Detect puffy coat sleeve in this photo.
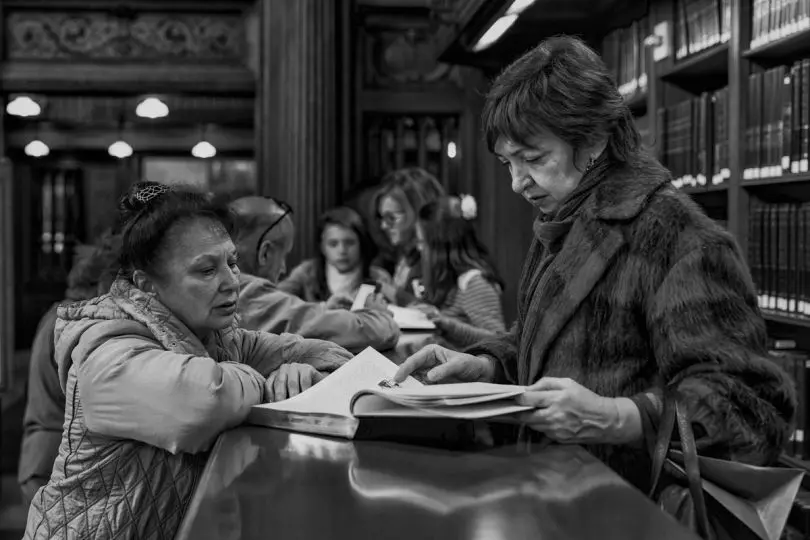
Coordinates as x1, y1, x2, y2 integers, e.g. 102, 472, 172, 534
236, 329, 353, 377
639, 239, 796, 464
76, 324, 266, 455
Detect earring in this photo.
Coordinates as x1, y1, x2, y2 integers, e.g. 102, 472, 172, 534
584, 155, 596, 173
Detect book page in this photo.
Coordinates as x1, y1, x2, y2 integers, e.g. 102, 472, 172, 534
254, 347, 422, 417
351, 283, 375, 311
351, 394, 532, 420
350, 382, 530, 419
387, 305, 436, 330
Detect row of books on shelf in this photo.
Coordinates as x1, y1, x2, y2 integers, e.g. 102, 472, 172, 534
744, 59, 810, 181
748, 200, 810, 318
601, 17, 650, 99
674, 0, 731, 60
657, 87, 730, 188
751, 0, 810, 49
769, 343, 808, 458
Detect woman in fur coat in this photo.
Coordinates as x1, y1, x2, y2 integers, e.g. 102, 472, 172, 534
394, 35, 795, 491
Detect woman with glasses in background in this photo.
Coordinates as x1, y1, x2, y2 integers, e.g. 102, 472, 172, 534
371, 167, 445, 306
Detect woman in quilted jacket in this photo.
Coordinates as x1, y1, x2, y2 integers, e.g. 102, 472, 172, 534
23, 182, 353, 539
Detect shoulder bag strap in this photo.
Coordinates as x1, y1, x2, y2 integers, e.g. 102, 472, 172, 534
649, 391, 678, 497
674, 398, 712, 539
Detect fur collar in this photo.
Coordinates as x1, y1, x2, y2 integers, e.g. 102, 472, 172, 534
587, 156, 671, 222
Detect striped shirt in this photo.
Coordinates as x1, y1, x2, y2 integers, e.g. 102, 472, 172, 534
437, 270, 506, 349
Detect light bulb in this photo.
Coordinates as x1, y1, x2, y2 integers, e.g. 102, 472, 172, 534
191, 140, 217, 159
7, 96, 41, 117
446, 141, 457, 159
24, 140, 49, 157
135, 97, 169, 119
108, 140, 133, 159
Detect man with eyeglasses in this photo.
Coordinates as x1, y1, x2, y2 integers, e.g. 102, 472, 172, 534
229, 196, 400, 353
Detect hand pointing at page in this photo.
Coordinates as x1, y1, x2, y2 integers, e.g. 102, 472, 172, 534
393, 344, 499, 384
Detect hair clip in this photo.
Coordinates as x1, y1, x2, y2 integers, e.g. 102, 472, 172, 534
134, 184, 171, 205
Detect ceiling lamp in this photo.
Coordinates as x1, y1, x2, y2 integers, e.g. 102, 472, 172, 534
7, 96, 41, 117
472, 0, 535, 52
108, 140, 133, 159
135, 97, 169, 119
24, 140, 49, 158
506, 0, 536, 14
191, 140, 217, 159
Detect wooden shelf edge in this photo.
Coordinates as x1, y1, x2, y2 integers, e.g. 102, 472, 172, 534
762, 310, 810, 328
742, 27, 810, 60
742, 173, 810, 187
681, 184, 729, 195
659, 42, 729, 80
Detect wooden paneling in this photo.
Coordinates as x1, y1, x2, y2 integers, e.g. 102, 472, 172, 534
1, 62, 255, 95
256, 0, 347, 265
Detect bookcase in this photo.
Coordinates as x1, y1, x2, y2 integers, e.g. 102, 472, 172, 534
603, 0, 810, 472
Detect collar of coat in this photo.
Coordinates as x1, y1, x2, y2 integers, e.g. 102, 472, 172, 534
518, 155, 672, 384
586, 155, 671, 222
58, 278, 241, 359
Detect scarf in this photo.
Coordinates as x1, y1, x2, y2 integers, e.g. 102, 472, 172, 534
516, 153, 612, 381
326, 263, 363, 297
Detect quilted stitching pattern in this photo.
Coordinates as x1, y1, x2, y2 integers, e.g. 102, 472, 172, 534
24, 280, 241, 539
24, 368, 208, 539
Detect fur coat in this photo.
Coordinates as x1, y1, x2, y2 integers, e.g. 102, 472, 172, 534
468, 154, 796, 490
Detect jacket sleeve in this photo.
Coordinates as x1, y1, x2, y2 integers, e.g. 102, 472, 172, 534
464, 322, 519, 384
277, 261, 310, 298
19, 305, 64, 506
237, 329, 353, 377
641, 241, 795, 464
240, 285, 400, 353
77, 332, 267, 455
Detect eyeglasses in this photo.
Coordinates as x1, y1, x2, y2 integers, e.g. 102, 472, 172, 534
377, 211, 406, 228
256, 198, 293, 260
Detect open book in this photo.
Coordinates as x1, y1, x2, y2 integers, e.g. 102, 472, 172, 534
386, 305, 436, 331
350, 284, 435, 331
246, 348, 530, 439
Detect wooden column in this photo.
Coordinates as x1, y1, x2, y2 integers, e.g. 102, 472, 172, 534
0, 0, 14, 395
256, 0, 346, 265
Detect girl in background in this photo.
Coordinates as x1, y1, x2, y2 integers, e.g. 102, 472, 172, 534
372, 167, 445, 305
414, 195, 506, 349
280, 206, 390, 307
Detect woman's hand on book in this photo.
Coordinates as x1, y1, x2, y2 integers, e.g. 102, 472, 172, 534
264, 363, 326, 402
364, 292, 388, 312
393, 344, 497, 384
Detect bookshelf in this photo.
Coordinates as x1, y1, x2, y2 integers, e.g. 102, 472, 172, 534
603, 0, 810, 325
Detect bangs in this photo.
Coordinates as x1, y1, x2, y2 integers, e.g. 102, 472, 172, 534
483, 81, 549, 152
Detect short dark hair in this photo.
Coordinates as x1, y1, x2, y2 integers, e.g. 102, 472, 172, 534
417, 197, 503, 307
117, 181, 234, 280
310, 206, 378, 301
482, 35, 641, 164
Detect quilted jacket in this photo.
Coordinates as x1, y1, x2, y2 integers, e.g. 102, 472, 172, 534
23, 279, 349, 539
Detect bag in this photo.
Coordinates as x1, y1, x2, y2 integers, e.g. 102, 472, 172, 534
648, 391, 804, 540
